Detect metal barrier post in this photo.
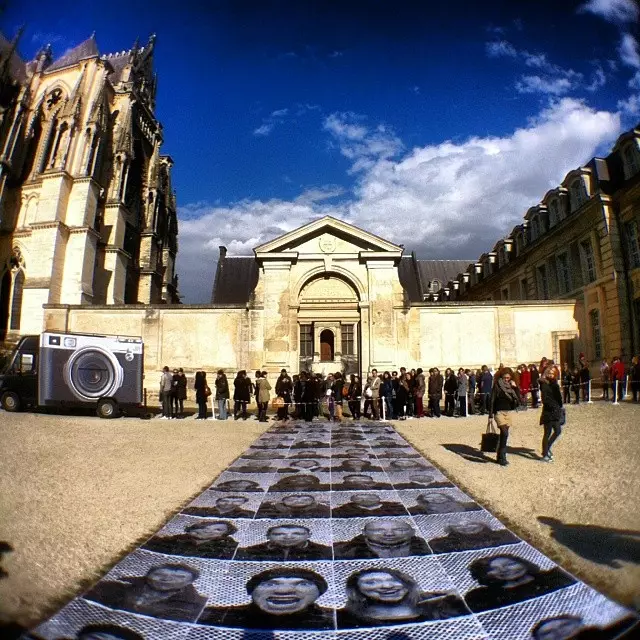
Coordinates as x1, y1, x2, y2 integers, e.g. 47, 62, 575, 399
382, 396, 387, 421
613, 380, 619, 405
587, 380, 593, 404
210, 394, 216, 420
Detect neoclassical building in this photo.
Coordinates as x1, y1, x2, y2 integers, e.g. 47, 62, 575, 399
44, 216, 578, 378
444, 124, 640, 371
0, 31, 179, 341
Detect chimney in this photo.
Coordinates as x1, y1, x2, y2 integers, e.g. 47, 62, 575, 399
219, 246, 227, 260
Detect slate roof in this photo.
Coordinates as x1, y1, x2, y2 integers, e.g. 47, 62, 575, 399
47, 36, 99, 72
0, 32, 27, 83
211, 257, 259, 305
211, 253, 471, 306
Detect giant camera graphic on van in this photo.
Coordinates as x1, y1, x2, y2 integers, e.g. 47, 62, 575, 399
39, 332, 143, 411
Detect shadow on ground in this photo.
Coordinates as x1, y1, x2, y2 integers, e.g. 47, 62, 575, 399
442, 443, 540, 463
538, 517, 640, 568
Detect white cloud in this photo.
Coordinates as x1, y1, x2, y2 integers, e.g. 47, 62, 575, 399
177, 99, 621, 302
619, 33, 640, 68
618, 93, 640, 115
486, 40, 517, 58
579, 0, 639, 23
253, 123, 274, 136
516, 75, 573, 95
586, 65, 607, 91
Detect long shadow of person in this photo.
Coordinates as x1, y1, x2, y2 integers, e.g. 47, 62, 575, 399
442, 443, 491, 463
505, 446, 539, 460
538, 517, 640, 568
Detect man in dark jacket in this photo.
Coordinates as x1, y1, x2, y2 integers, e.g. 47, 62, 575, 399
233, 370, 251, 420
236, 524, 331, 560
479, 365, 493, 414
84, 563, 206, 622
142, 521, 238, 558
275, 369, 293, 421
334, 519, 430, 559
199, 568, 334, 630
428, 368, 444, 417
255, 493, 330, 519
332, 493, 408, 518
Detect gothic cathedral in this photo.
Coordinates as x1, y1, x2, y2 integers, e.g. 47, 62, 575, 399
0, 31, 180, 341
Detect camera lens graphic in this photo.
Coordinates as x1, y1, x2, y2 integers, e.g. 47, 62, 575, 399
63, 346, 124, 402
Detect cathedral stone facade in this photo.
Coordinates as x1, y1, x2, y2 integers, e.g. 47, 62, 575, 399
0, 31, 179, 341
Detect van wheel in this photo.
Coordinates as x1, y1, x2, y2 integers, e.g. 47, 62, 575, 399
1, 391, 21, 412
97, 398, 119, 419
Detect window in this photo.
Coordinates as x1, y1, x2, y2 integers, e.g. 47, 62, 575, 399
9, 269, 24, 330
531, 216, 540, 241
556, 252, 572, 294
570, 180, 585, 211
623, 143, 639, 179
341, 324, 355, 356
590, 309, 602, 359
520, 278, 528, 300
580, 239, 597, 284
501, 288, 509, 300
537, 264, 549, 299
625, 220, 640, 269
299, 324, 313, 357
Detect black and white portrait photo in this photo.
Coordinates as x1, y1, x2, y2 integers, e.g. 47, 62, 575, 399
142, 520, 238, 559
428, 520, 519, 554
407, 492, 483, 516
255, 493, 331, 519
332, 493, 409, 518
236, 523, 332, 561
182, 494, 255, 518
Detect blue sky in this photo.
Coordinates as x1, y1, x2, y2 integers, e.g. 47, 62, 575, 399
4, 0, 640, 302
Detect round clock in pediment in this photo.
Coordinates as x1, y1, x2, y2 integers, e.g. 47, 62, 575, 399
319, 234, 336, 253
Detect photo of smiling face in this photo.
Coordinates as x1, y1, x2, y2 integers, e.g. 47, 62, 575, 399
145, 566, 195, 592
363, 520, 414, 546
449, 522, 486, 535
267, 525, 311, 548
485, 556, 529, 582
252, 576, 320, 615
281, 494, 316, 509
356, 571, 409, 604
188, 523, 230, 541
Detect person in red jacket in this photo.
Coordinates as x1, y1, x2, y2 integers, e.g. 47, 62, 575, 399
610, 356, 625, 402
519, 364, 531, 406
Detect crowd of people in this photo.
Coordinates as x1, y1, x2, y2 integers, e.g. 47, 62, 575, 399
159, 353, 640, 422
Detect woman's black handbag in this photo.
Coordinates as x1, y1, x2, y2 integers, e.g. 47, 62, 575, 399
481, 417, 500, 452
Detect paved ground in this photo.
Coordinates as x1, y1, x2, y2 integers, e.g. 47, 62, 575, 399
0, 402, 638, 637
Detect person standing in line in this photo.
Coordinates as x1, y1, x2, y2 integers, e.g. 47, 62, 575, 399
332, 372, 345, 422
256, 371, 271, 422
194, 370, 209, 420
489, 368, 521, 466
518, 364, 531, 407
302, 371, 316, 422
630, 356, 640, 402
456, 368, 468, 417
170, 368, 180, 418
174, 368, 187, 419
571, 366, 581, 404
610, 356, 625, 402
539, 365, 563, 462
428, 368, 443, 418
214, 369, 229, 420
347, 374, 362, 419
600, 358, 610, 400
381, 371, 394, 420
407, 370, 416, 417
159, 366, 173, 419
561, 363, 572, 404
444, 368, 457, 417
253, 370, 261, 419
275, 368, 293, 421
467, 369, 477, 415
234, 370, 251, 420
366, 369, 381, 420
395, 373, 409, 420
578, 353, 590, 402
529, 364, 540, 408
479, 365, 493, 415
415, 368, 426, 418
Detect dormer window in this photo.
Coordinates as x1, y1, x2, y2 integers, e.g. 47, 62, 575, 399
623, 142, 639, 179
430, 279, 441, 292
531, 216, 540, 241
570, 179, 586, 211
549, 200, 559, 227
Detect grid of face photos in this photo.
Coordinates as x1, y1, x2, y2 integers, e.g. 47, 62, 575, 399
28, 421, 638, 639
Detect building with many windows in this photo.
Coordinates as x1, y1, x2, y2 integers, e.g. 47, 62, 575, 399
441, 124, 640, 371
0, 31, 180, 341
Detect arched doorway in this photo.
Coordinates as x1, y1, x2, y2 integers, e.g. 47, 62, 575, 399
0, 270, 10, 341
297, 274, 361, 375
320, 329, 334, 361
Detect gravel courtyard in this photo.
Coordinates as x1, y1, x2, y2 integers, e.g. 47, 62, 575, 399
1, 402, 638, 632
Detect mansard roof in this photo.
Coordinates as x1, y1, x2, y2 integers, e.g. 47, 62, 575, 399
211, 256, 259, 305
46, 35, 99, 72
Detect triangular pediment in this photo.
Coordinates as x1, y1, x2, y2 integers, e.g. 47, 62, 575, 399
254, 216, 402, 255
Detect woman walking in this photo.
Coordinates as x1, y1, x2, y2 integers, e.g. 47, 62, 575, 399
215, 369, 229, 420
539, 365, 563, 462
489, 368, 521, 466
194, 370, 209, 420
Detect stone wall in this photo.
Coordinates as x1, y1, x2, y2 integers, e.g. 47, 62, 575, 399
43, 300, 579, 386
